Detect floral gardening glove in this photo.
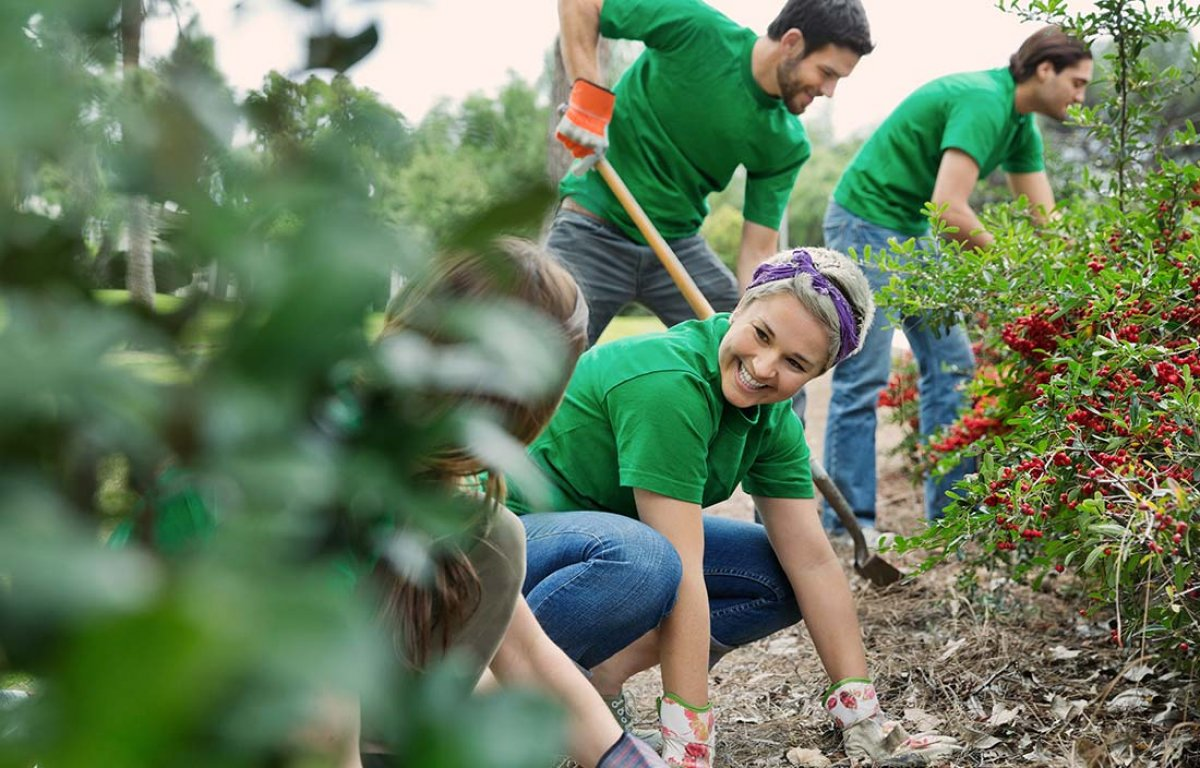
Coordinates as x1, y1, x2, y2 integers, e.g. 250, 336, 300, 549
825, 679, 960, 766
657, 693, 714, 768
555, 78, 615, 175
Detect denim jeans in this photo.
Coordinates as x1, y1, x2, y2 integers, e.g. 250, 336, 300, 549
519, 512, 801, 669
546, 209, 740, 345
822, 200, 976, 525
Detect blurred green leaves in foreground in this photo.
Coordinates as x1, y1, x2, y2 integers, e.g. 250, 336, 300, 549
1, 1, 563, 765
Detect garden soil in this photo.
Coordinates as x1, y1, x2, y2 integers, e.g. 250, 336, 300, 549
619, 372, 1199, 767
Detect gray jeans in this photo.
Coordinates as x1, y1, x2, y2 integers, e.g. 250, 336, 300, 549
546, 209, 740, 344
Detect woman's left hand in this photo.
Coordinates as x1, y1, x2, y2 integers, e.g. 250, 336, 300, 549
825, 679, 960, 766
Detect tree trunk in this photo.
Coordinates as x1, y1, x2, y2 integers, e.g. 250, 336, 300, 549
126, 197, 156, 305
546, 36, 575, 189
121, 0, 156, 307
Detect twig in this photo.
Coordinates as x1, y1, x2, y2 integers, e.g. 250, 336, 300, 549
1088, 653, 1156, 710
969, 662, 1013, 697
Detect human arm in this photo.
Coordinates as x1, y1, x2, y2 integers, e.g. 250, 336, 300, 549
736, 220, 781, 291
555, 0, 613, 169
752, 495, 868, 682
1007, 170, 1056, 224
558, 0, 605, 83
632, 488, 710, 707
490, 599, 638, 767
756, 495, 961, 764
930, 148, 993, 250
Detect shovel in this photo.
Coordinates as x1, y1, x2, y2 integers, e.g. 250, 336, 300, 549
594, 157, 902, 587
809, 461, 903, 587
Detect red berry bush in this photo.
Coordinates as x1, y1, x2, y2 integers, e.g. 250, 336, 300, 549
879, 0, 1200, 664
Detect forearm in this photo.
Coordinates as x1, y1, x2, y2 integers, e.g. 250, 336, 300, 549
788, 557, 869, 682
937, 202, 994, 251
758, 499, 869, 683
1007, 171, 1056, 225
559, 0, 604, 83
490, 600, 623, 766
736, 220, 780, 291
658, 568, 711, 705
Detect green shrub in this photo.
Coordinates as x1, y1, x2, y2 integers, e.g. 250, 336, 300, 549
886, 0, 1200, 663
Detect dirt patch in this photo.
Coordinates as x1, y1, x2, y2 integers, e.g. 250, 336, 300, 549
620, 373, 1199, 766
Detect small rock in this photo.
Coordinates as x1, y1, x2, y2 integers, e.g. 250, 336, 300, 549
785, 747, 832, 767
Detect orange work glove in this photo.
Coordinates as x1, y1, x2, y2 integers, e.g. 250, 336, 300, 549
555, 78, 615, 174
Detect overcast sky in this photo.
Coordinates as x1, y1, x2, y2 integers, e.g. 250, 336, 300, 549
148, 0, 1102, 141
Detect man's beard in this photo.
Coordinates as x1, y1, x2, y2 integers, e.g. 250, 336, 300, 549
777, 59, 814, 115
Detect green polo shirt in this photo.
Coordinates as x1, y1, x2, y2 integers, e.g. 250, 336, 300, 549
507, 315, 814, 517
561, 0, 810, 242
834, 67, 1045, 235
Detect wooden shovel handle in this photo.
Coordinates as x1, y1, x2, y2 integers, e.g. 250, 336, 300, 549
595, 158, 715, 321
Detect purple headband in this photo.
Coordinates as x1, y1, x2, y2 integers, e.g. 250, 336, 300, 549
747, 248, 860, 364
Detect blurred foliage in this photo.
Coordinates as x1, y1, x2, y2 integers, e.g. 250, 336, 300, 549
0, 1, 563, 766
399, 77, 550, 243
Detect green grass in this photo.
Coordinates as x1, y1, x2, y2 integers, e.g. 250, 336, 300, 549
596, 315, 665, 345
94, 289, 184, 313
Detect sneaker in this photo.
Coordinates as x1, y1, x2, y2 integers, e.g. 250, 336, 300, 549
828, 526, 894, 551
605, 690, 663, 751
861, 527, 896, 550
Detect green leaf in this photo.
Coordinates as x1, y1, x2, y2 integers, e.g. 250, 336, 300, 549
306, 23, 380, 73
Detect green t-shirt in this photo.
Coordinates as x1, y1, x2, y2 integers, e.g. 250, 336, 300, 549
507, 315, 814, 517
560, 0, 810, 242
834, 67, 1045, 235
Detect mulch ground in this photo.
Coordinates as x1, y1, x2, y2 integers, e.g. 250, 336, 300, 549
621, 438, 1199, 767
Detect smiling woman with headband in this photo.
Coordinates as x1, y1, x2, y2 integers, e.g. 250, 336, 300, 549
506, 247, 959, 767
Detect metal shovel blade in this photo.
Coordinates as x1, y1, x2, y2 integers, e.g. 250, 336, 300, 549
810, 461, 903, 587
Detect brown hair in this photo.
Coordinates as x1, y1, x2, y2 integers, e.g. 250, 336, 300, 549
373, 237, 588, 666
1009, 25, 1091, 83
766, 0, 875, 57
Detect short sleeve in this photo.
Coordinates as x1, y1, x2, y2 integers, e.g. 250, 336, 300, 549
741, 411, 814, 498
940, 99, 1007, 170
607, 372, 716, 503
1001, 119, 1045, 173
744, 151, 808, 230
601, 0, 710, 51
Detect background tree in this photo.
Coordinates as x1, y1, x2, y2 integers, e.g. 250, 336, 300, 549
120, 0, 157, 306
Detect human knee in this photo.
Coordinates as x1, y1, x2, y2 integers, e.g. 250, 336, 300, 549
615, 520, 682, 612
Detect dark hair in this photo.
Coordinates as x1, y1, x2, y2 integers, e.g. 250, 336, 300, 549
374, 237, 588, 667
1009, 25, 1091, 83
766, 0, 875, 57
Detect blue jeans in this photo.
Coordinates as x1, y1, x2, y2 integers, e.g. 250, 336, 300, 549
546, 209, 740, 345
519, 512, 801, 669
822, 200, 976, 525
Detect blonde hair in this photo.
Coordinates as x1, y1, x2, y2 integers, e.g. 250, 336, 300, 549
738, 246, 874, 373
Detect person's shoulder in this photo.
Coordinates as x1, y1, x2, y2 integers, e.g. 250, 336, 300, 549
950, 68, 1014, 101
589, 317, 722, 389
608, 0, 746, 42
914, 68, 999, 98
916, 68, 1012, 123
